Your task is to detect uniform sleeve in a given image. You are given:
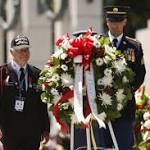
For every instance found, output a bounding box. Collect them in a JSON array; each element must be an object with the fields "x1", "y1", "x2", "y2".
[
  {"x1": 40, "y1": 101, "x2": 50, "y2": 133},
  {"x1": 33, "y1": 65, "x2": 50, "y2": 133},
  {"x1": 0, "y1": 66, "x2": 6, "y2": 124},
  {"x1": 132, "y1": 43, "x2": 146, "y2": 91}
]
